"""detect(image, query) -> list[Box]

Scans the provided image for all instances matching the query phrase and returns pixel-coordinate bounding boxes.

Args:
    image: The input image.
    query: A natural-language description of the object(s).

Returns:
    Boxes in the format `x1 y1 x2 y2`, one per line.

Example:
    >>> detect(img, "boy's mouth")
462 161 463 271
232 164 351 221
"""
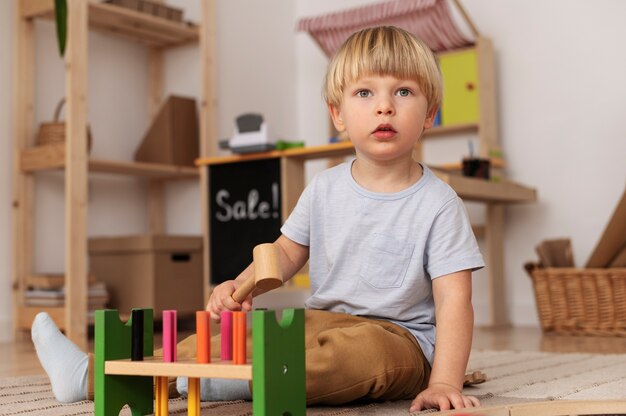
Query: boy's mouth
372 124 397 139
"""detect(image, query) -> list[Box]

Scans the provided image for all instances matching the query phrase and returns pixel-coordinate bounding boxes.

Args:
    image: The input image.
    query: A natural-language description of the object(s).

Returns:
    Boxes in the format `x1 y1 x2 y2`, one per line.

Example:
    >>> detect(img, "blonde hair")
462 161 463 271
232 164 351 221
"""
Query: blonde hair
324 26 442 115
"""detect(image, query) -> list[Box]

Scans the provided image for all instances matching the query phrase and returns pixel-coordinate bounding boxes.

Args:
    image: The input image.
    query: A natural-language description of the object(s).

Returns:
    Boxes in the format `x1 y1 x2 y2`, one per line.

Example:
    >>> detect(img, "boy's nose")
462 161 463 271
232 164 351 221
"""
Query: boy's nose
376 100 394 116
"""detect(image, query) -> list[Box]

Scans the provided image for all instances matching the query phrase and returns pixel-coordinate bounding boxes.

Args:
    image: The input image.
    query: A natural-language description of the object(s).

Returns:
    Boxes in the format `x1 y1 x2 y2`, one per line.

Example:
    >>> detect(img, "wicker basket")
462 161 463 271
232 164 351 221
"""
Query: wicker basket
528 265 626 336
37 98 92 151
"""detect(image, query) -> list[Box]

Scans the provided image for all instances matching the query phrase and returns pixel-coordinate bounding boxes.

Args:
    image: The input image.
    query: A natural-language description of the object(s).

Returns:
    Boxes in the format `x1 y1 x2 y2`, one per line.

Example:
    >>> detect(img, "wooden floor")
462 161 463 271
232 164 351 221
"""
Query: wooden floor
2 326 626 378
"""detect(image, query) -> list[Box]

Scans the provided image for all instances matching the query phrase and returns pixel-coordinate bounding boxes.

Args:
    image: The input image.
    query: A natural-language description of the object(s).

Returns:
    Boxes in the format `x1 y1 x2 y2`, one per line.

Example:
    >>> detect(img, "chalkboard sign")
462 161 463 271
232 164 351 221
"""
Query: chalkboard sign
208 158 282 285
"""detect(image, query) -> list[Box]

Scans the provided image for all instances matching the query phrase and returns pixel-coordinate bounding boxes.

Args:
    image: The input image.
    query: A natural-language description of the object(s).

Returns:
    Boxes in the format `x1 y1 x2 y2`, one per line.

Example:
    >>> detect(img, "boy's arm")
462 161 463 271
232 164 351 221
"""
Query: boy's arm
410 270 480 412
206 235 309 320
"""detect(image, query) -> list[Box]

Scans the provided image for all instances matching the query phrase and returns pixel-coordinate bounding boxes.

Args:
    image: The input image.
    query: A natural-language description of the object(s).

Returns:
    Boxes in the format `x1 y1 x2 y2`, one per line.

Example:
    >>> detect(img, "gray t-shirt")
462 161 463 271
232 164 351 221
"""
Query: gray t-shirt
281 160 484 365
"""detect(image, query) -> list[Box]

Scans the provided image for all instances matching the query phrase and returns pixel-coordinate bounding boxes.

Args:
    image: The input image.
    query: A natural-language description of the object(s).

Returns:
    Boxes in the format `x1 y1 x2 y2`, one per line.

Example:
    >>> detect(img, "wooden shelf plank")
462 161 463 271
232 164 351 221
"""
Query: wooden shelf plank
472 225 485 239
433 169 536 203
196 141 535 203
89 2 198 48
16 306 97 330
21 144 66 170
196 124 479 166
425 122 478 137
19 0 53 19
197 124 480 166
21 0 198 48
20 146 199 179
195 143 352 166
89 159 199 179
17 306 64 330
26 273 97 288
106 357 253 380
16 306 128 331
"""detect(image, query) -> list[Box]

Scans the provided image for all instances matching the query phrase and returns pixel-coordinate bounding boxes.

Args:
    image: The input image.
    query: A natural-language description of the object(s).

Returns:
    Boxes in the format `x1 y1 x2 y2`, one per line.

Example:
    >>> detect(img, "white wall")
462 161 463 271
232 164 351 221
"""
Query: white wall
462 0 626 324
1 1 625 337
164 0 297 233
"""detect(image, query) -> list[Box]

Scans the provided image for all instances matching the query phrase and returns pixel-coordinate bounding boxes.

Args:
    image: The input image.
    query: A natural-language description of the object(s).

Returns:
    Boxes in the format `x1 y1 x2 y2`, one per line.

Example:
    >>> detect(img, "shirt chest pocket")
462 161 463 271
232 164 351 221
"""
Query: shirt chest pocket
358 233 415 289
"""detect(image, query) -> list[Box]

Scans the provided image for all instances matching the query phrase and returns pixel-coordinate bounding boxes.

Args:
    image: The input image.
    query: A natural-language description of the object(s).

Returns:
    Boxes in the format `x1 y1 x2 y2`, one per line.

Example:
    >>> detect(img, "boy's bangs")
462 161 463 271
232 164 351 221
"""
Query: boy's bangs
325 26 441 112
344 44 421 86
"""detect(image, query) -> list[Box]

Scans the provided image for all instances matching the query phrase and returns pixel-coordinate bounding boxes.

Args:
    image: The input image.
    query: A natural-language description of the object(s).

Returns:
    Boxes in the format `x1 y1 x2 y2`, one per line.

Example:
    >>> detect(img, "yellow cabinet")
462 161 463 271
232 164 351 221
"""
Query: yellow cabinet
439 49 479 126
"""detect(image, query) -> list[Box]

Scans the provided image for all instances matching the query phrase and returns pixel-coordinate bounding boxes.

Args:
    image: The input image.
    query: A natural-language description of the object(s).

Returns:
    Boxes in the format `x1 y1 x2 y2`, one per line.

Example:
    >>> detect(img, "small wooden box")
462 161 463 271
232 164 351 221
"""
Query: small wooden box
89 235 203 317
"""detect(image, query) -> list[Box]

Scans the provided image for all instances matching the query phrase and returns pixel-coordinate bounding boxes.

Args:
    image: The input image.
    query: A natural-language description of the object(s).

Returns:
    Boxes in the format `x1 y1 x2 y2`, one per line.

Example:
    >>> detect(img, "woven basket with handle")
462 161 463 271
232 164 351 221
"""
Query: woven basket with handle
37 98 92 151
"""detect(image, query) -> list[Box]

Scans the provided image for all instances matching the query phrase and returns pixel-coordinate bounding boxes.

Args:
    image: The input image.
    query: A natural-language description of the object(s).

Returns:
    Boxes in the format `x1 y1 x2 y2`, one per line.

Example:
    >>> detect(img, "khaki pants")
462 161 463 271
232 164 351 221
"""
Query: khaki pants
89 310 430 405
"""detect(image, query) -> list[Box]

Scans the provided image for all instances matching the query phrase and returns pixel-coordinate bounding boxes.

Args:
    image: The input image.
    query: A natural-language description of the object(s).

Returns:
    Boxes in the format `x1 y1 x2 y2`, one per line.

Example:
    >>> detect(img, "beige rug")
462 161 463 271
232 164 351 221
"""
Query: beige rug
1 349 625 415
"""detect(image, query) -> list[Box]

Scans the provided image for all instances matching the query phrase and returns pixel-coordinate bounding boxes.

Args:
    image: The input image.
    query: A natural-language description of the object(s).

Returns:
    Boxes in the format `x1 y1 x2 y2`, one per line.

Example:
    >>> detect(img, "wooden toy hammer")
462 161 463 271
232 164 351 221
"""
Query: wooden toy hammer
231 243 283 303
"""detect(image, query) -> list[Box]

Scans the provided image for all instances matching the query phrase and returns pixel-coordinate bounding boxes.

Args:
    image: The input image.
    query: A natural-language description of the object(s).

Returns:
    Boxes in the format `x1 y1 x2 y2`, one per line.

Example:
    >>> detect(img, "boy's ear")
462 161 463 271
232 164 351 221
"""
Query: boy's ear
328 103 346 132
423 106 438 130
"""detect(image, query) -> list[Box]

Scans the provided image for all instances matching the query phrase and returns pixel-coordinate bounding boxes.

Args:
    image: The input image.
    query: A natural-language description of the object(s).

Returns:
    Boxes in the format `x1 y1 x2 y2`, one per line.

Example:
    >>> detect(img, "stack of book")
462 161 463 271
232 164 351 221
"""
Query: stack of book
25 282 109 314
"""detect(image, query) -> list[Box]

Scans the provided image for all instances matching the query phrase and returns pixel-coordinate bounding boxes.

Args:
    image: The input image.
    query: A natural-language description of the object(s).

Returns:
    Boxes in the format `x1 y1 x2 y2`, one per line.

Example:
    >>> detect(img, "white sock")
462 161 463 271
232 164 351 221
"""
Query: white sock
31 312 88 403
177 377 251 401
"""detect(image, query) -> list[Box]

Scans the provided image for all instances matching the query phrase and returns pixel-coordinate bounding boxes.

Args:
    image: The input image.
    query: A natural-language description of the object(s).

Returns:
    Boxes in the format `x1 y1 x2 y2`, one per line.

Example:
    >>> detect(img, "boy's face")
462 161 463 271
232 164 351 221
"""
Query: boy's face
329 75 435 163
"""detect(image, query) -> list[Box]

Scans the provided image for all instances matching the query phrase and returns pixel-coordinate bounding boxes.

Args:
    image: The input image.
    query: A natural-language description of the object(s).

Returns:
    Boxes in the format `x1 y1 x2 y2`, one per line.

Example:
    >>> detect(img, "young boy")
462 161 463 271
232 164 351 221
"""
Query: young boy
206 25 483 411
32 26 483 412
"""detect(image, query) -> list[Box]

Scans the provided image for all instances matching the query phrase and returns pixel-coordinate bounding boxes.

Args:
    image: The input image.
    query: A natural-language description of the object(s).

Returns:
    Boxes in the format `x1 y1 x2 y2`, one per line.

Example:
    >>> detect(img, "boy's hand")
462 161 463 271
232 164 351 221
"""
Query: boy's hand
409 384 479 412
205 280 253 321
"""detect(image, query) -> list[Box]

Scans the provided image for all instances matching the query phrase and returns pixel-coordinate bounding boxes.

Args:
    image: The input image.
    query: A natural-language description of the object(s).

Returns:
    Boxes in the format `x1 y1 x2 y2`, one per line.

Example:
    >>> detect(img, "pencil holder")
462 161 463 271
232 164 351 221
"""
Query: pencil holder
462 157 490 179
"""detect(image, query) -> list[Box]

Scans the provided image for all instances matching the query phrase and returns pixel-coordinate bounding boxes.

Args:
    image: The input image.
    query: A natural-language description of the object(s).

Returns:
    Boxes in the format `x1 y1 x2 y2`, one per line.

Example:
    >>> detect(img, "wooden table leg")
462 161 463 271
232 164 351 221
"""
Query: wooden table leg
485 203 508 327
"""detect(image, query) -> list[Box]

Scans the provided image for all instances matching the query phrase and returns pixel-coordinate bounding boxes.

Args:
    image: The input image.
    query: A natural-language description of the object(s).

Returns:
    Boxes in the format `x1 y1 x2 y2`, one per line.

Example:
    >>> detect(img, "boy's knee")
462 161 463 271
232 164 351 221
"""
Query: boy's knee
306 322 425 403
349 324 403 362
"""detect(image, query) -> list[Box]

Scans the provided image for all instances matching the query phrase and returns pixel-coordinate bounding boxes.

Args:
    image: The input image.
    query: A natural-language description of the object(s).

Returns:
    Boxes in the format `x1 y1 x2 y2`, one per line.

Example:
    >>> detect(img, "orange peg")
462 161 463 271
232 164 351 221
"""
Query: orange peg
233 311 246 364
196 311 211 364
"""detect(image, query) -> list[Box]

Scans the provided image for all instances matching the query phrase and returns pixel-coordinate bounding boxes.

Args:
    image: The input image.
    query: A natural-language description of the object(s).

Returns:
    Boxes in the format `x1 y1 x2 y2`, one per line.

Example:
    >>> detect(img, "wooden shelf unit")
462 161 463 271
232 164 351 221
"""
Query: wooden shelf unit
12 1 217 348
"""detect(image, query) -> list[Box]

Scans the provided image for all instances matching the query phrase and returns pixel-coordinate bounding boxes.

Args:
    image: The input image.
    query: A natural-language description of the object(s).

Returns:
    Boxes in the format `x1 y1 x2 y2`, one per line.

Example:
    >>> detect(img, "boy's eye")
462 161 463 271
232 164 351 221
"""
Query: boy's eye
356 90 371 98
397 88 412 97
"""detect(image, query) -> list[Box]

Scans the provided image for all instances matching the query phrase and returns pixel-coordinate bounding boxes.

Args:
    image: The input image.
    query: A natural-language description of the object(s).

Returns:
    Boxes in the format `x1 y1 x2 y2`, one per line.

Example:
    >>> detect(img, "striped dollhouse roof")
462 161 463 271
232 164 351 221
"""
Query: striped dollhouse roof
297 0 475 57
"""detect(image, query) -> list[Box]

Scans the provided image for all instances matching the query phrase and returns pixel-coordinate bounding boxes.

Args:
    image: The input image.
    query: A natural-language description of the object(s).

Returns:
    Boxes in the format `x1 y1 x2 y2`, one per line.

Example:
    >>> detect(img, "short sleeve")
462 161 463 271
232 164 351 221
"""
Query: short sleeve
425 197 485 279
280 180 312 246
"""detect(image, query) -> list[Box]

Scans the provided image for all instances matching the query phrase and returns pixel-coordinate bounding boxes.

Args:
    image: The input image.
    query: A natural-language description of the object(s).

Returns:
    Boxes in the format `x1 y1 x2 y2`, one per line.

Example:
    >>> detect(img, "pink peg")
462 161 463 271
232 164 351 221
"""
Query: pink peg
220 311 233 361
162 310 177 362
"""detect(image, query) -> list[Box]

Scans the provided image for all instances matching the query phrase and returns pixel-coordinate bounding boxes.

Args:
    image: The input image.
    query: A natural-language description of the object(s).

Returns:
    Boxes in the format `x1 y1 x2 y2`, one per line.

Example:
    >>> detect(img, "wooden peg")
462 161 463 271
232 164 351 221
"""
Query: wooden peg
233 311 246 364
221 311 233 361
155 376 168 415
131 309 144 361
196 311 211 364
162 310 177 363
188 377 200 416
231 243 283 303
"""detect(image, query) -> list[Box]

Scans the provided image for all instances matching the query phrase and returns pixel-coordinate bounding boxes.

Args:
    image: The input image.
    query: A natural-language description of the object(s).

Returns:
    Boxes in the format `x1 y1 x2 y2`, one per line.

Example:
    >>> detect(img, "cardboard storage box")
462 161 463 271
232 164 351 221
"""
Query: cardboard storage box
89 235 203 317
